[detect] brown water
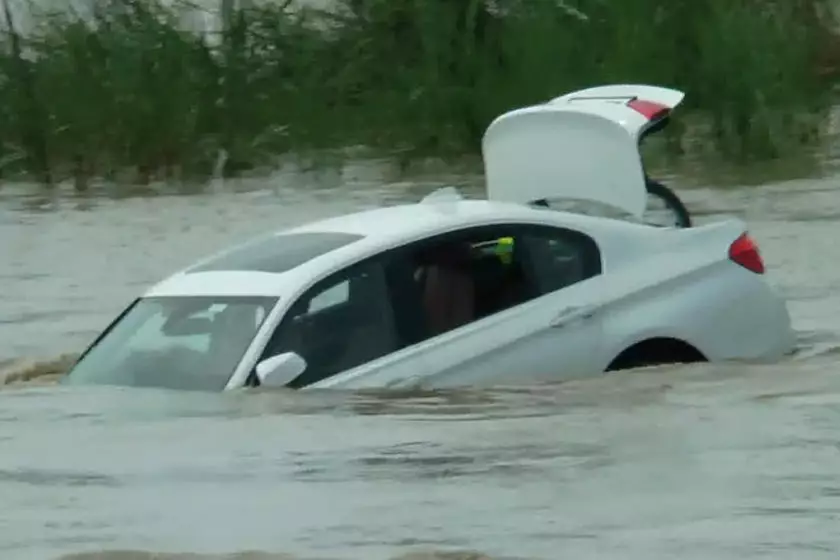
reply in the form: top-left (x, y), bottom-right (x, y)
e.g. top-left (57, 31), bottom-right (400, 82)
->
top-left (1, 157), bottom-right (840, 560)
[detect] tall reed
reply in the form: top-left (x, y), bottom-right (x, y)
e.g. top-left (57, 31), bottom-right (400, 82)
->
top-left (0, 0), bottom-right (837, 186)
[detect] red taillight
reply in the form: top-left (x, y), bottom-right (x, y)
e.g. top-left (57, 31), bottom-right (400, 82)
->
top-left (627, 99), bottom-right (670, 122)
top-left (728, 232), bottom-right (765, 274)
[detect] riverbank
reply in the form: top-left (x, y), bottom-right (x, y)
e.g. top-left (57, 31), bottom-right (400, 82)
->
top-left (1, 0), bottom-right (839, 188)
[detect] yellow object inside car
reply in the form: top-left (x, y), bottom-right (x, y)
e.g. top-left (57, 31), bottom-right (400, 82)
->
top-left (495, 236), bottom-right (514, 265)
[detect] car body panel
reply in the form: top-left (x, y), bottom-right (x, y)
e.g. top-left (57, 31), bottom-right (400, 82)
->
top-left (311, 277), bottom-right (607, 390)
top-left (593, 261), bottom-right (794, 370)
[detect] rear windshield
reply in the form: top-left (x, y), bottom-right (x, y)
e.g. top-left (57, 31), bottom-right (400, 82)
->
top-left (189, 232), bottom-right (364, 274)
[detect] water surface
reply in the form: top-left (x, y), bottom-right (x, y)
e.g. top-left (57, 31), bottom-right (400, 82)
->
top-left (1, 158), bottom-right (839, 560)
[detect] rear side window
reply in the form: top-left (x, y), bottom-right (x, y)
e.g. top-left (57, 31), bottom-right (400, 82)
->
top-left (189, 232), bottom-right (364, 274)
top-left (521, 226), bottom-right (601, 294)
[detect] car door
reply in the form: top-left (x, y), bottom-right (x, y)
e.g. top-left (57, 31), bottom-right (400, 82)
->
top-left (409, 223), bottom-right (607, 388)
top-left (310, 223), bottom-right (606, 390)
top-left (251, 256), bottom-right (416, 389)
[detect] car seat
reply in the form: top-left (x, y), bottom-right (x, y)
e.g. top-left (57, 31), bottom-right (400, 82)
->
top-left (423, 259), bottom-right (475, 335)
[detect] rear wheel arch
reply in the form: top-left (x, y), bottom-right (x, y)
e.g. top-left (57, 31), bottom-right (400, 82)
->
top-left (606, 337), bottom-right (707, 372)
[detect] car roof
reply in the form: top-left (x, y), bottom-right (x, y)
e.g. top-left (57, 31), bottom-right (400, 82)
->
top-left (144, 197), bottom-right (659, 298)
top-left (285, 198), bottom-right (537, 237)
top-left (284, 197), bottom-right (639, 239)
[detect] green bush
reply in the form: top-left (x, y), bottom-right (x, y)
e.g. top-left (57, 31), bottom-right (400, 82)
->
top-left (0, 0), bottom-right (837, 187)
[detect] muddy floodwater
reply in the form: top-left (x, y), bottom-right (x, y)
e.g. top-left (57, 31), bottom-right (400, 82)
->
top-left (1, 157), bottom-right (840, 560)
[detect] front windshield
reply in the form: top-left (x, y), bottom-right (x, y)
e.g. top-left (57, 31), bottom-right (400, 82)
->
top-left (64, 296), bottom-right (277, 391)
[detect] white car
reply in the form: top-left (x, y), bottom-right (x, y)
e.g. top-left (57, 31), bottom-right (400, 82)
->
top-left (62, 84), bottom-right (796, 392)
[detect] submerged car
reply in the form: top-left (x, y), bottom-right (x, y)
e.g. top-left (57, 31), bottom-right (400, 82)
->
top-left (62, 84), bottom-right (796, 392)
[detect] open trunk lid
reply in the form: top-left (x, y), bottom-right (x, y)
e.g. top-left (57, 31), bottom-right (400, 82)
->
top-left (483, 84), bottom-right (685, 221)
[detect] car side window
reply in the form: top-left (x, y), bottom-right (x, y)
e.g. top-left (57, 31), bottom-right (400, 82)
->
top-left (257, 260), bottom-right (399, 388)
top-left (521, 226), bottom-right (602, 295)
top-left (307, 279), bottom-right (349, 313)
top-left (386, 225), bottom-right (544, 341)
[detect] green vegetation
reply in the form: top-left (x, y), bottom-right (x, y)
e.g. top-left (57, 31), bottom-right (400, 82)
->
top-left (0, 0), bottom-right (838, 188)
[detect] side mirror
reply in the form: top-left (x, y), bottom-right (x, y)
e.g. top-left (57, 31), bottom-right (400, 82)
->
top-left (255, 352), bottom-right (307, 387)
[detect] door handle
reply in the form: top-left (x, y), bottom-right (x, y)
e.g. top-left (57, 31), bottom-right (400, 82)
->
top-left (550, 305), bottom-right (596, 328)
